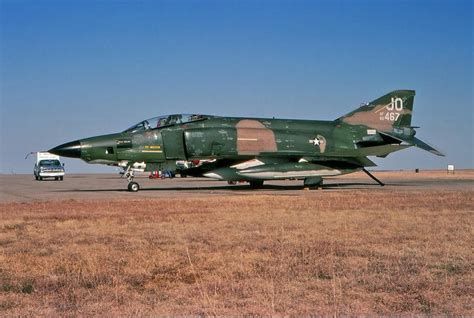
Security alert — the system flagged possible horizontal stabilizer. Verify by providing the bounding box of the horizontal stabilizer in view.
[409,137,445,156]
[378,132,445,157]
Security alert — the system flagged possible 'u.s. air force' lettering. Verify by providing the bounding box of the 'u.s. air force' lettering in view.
[378,97,404,122]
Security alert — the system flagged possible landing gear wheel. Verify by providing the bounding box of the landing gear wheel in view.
[60,176,64,181]
[304,177,323,190]
[55,177,59,181]
[249,180,264,189]
[38,176,43,181]
[128,182,140,192]
[35,175,38,180]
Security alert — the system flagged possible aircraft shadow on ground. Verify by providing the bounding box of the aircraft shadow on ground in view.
[53,182,412,193]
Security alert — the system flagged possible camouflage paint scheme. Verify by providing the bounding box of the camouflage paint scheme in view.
[50,90,444,191]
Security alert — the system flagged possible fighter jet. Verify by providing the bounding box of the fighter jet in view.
[49,90,443,192]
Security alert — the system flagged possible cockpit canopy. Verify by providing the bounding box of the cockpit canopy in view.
[124,114,209,133]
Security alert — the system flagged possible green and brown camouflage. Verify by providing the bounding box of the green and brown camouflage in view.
[50,90,444,191]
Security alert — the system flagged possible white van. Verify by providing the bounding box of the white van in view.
[34,152,65,181]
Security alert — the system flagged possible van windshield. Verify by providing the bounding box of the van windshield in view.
[39,160,61,166]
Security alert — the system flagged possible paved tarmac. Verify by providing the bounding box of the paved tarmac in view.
[0,171,472,202]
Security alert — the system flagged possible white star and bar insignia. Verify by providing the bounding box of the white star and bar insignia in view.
[309,137,324,146]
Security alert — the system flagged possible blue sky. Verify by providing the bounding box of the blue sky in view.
[1,0,472,173]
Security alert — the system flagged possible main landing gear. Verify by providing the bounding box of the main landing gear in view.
[304,177,323,189]
[249,180,264,189]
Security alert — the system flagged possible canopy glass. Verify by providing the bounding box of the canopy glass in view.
[124,114,208,133]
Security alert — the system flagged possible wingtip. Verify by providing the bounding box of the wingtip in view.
[431,150,446,157]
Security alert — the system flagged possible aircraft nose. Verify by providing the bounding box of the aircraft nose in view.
[49,140,82,158]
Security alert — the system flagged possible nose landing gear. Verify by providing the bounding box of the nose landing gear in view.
[128,181,140,192]
[121,164,176,192]
[123,166,140,192]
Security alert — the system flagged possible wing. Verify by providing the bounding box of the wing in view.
[181,156,375,181]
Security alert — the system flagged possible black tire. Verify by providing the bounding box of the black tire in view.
[35,175,38,180]
[249,180,264,189]
[38,176,43,181]
[304,177,323,189]
[55,177,59,181]
[60,176,64,181]
[128,182,140,192]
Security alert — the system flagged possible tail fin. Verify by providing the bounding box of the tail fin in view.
[337,90,415,132]
[338,90,445,157]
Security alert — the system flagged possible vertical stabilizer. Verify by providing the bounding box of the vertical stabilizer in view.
[338,90,415,132]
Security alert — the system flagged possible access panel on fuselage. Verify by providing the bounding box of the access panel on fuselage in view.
[162,128,187,159]
[184,128,237,158]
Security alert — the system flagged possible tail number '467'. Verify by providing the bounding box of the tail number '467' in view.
[380,97,403,121]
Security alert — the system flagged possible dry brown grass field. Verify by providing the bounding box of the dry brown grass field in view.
[1,177,473,315]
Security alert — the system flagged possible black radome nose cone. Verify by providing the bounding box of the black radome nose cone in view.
[49,140,82,158]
